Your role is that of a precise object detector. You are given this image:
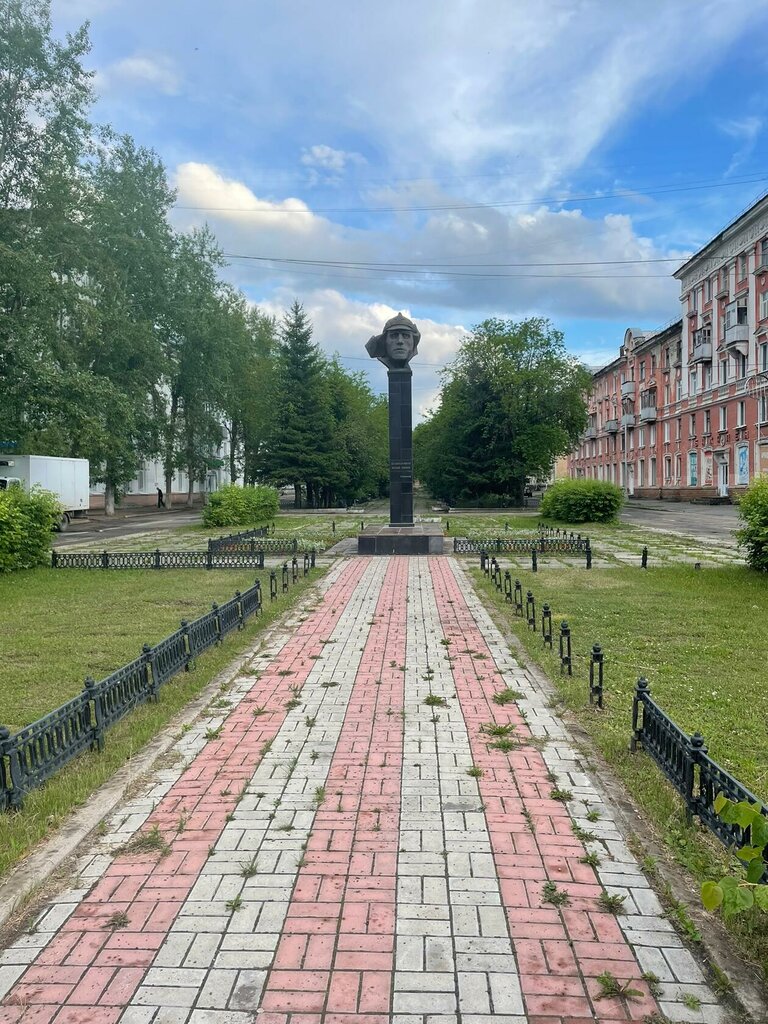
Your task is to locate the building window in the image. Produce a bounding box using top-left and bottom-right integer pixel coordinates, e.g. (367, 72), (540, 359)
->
(689, 413), (696, 437)
(719, 406), (727, 431)
(689, 370), (697, 395)
(664, 456), (672, 482)
(675, 417), (682, 440)
(702, 364), (712, 390)
(737, 401), (746, 427)
(650, 457), (657, 486)
(639, 360), (646, 382)
(721, 265), (729, 291)
(649, 424), (656, 445)
(663, 421), (670, 443)
(761, 238), (768, 265)
(675, 454), (682, 481)
(720, 360), (728, 384)
(738, 253), (748, 279)
(688, 451), (698, 486)
(760, 290), (768, 322)
(651, 353), (657, 372)
(760, 395), (768, 424)
(761, 344), (768, 373)
(664, 383), (670, 405)
(638, 427), (645, 448)
(705, 277), (712, 302)
(692, 288), (698, 311)
(704, 409), (711, 435)
(675, 379), (682, 401)
(725, 301), (748, 328)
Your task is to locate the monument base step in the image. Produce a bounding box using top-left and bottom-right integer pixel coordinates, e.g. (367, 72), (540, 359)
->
(357, 524), (445, 555)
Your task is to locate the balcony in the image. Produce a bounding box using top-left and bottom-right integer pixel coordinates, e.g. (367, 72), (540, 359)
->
(639, 405), (657, 423)
(692, 327), (712, 363)
(724, 322), (749, 348)
(604, 418), (619, 433)
(621, 413), (636, 428)
(621, 380), (636, 398)
(583, 426), (597, 440)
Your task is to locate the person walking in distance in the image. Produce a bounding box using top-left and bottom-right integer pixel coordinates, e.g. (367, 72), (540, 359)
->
(156, 484), (166, 509)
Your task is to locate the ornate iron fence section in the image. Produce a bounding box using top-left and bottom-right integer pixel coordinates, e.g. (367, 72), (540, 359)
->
(207, 527), (269, 554)
(0, 694), (93, 810)
(51, 550), (267, 570)
(453, 535), (588, 555)
(0, 569), (298, 810)
(631, 677), (768, 864)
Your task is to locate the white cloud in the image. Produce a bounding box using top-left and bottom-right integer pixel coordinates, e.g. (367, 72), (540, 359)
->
(97, 53), (181, 96)
(171, 161), (683, 323)
(718, 116), (764, 177)
(300, 145), (366, 173)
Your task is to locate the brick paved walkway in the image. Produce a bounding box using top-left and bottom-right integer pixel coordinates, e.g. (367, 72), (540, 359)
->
(0, 558), (725, 1024)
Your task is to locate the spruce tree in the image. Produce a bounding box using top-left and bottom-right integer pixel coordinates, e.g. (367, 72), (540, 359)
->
(265, 301), (334, 507)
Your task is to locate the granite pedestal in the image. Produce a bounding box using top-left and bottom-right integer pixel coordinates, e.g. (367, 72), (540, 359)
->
(357, 523), (445, 556)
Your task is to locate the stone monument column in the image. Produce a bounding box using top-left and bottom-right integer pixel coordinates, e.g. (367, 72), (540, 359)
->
(365, 313), (420, 527)
(387, 366), (413, 526)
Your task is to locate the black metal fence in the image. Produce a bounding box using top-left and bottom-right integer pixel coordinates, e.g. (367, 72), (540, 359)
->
(632, 678), (768, 863)
(209, 528), (320, 556)
(51, 549), (266, 570)
(455, 534), (588, 554)
(0, 566), (311, 811)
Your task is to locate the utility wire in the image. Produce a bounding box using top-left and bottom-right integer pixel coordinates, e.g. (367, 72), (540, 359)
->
(175, 172), (768, 217)
(222, 254), (681, 268)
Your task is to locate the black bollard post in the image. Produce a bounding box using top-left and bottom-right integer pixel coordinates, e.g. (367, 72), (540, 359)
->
(541, 603), (553, 648)
(531, 547), (538, 573)
(589, 643), (604, 708)
(641, 545), (648, 569)
(514, 579), (523, 617)
(504, 570), (512, 603)
(270, 570), (277, 601)
(585, 538), (592, 570)
(526, 591), (536, 631)
(282, 562), (289, 592)
(559, 621), (572, 676)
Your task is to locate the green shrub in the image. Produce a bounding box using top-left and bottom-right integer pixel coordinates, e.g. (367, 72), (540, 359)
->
(202, 484), (279, 528)
(540, 478), (624, 524)
(0, 485), (61, 571)
(736, 475), (768, 572)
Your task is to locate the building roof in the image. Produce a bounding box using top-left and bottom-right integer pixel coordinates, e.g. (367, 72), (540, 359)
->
(674, 190), (768, 279)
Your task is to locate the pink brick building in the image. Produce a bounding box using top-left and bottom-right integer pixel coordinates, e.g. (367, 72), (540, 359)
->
(569, 194), (768, 500)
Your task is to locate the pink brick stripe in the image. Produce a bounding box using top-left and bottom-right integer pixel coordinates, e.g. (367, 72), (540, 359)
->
(257, 556), (408, 1023)
(0, 560), (369, 1024)
(428, 558), (659, 1024)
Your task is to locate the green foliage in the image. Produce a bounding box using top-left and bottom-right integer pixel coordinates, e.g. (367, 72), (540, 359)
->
(540, 478), (624, 523)
(0, 485), (61, 571)
(701, 795), (768, 918)
(414, 318), (590, 505)
(202, 484), (279, 528)
(736, 475), (768, 572)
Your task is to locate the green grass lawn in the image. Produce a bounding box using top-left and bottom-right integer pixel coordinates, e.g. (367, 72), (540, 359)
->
(473, 562), (768, 976)
(0, 565), (325, 876)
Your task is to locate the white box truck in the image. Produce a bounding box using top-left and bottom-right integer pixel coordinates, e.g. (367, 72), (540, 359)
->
(0, 455), (90, 530)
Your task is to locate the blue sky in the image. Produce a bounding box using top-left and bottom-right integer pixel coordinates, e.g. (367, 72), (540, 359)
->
(54, 0), (768, 415)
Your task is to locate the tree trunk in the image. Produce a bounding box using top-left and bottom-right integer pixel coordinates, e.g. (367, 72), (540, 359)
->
(186, 475), (195, 507)
(293, 481), (301, 509)
(306, 480), (314, 508)
(163, 392), (179, 509)
(104, 479), (116, 516)
(229, 421), (239, 482)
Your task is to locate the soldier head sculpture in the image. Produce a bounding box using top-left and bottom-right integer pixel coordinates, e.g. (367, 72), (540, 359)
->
(366, 313), (420, 370)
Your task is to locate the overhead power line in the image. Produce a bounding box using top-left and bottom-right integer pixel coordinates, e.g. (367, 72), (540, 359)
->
(222, 253), (682, 268)
(175, 172), (768, 217)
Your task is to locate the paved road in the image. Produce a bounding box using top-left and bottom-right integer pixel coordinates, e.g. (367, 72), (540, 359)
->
(0, 558), (724, 1023)
(54, 509), (203, 548)
(621, 500), (739, 543)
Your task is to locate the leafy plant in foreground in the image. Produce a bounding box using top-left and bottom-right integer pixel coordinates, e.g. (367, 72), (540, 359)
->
(701, 795), (768, 918)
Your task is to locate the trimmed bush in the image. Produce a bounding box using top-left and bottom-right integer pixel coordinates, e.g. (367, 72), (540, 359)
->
(540, 478), (624, 524)
(0, 485), (62, 572)
(736, 475), (768, 572)
(202, 484), (279, 528)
